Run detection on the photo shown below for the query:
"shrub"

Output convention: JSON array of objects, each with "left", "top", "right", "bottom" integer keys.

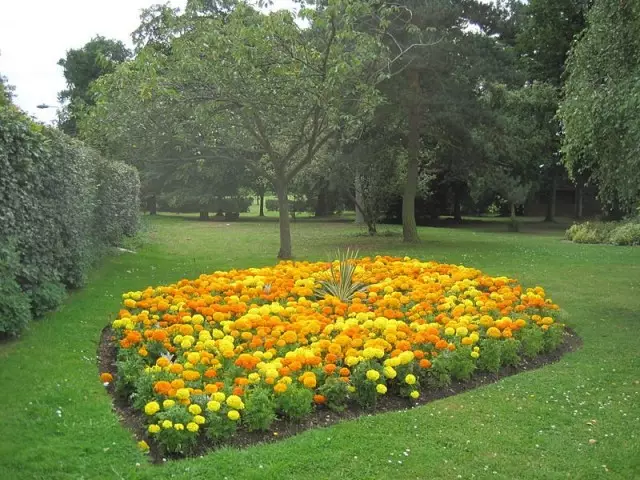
[
  {"left": 276, "top": 384, "right": 314, "bottom": 421},
  {"left": 566, "top": 219, "right": 640, "bottom": 246},
  {"left": 0, "top": 103, "right": 140, "bottom": 336},
  {"left": 242, "top": 388, "right": 276, "bottom": 431},
  {"left": 609, "top": 221, "right": 640, "bottom": 246},
  {"left": 28, "top": 281, "right": 67, "bottom": 318},
  {"left": 0, "top": 241, "right": 31, "bottom": 336},
  {"left": 265, "top": 199, "right": 279, "bottom": 212}
]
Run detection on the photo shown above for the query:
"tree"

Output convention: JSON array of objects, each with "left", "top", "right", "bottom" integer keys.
[
  {"left": 0, "top": 73, "right": 15, "bottom": 106},
  {"left": 95, "top": 1, "right": 418, "bottom": 259},
  {"left": 57, "top": 36, "right": 131, "bottom": 135},
  {"left": 559, "top": 0, "right": 640, "bottom": 214}
]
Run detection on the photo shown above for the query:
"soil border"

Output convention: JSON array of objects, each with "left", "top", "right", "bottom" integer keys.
[{"left": 98, "top": 326, "right": 582, "bottom": 463}]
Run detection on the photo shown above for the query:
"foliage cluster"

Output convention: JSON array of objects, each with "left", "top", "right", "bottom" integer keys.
[
  {"left": 0, "top": 103, "right": 140, "bottom": 336},
  {"left": 566, "top": 218, "right": 640, "bottom": 246}
]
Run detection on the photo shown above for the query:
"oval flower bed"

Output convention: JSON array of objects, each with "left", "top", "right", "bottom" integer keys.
[{"left": 104, "top": 256, "right": 566, "bottom": 455}]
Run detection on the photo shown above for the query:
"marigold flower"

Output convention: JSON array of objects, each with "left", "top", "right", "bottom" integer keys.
[
  {"left": 366, "top": 369, "right": 380, "bottom": 381},
  {"left": 410, "top": 390, "right": 419, "bottom": 399},
  {"left": 144, "top": 401, "right": 160, "bottom": 416},
  {"left": 227, "top": 410, "right": 240, "bottom": 421},
  {"left": 100, "top": 373, "right": 113, "bottom": 384},
  {"left": 376, "top": 384, "right": 387, "bottom": 394},
  {"left": 186, "top": 422, "right": 199, "bottom": 433},
  {"left": 176, "top": 388, "right": 190, "bottom": 400},
  {"left": 188, "top": 404, "right": 202, "bottom": 415},
  {"left": 148, "top": 424, "right": 161, "bottom": 434},
  {"left": 405, "top": 374, "right": 417, "bottom": 385}
]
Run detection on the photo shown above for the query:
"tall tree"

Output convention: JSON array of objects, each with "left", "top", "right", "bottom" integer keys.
[
  {"left": 559, "top": 0, "right": 640, "bottom": 214},
  {"left": 57, "top": 36, "right": 131, "bottom": 135}
]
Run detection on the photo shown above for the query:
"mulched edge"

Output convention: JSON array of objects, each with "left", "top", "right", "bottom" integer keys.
[{"left": 98, "top": 326, "right": 583, "bottom": 464}]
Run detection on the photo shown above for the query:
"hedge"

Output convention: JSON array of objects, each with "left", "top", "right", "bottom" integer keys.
[{"left": 0, "top": 103, "right": 140, "bottom": 337}]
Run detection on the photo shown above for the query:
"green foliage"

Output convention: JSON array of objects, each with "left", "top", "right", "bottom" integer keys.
[
  {"left": 560, "top": 0, "right": 640, "bottom": 213},
  {"left": 242, "top": 388, "right": 276, "bottom": 432},
  {"left": 543, "top": 324, "right": 565, "bottom": 352},
  {"left": 57, "top": 36, "right": 131, "bottom": 135},
  {"left": 0, "top": 103, "right": 140, "bottom": 336},
  {"left": 28, "top": 281, "right": 66, "bottom": 319},
  {"left": 316, "top": 249, "right": 367, "bottom": 302},
  {"left": 275, "top": 384, "right": 313, "bottom": 421},
  {"left": 609, "top": 222, "right": 640, "bottom": 246},
  {"left": 204, "top": 411, "right": 237, "bottom": 444},
  {"left": 317, "top": 376, "right": 350, "bottom": 412},
  {"left": 0, "top": 241, "right": 31, "bottom": 336},
  {"left": 156, "top": 406, "right": 199, "bottom": 453},
  {"left": 500, "top": 338, "right": 521, "bottom": 367},
  {"left": 476, "top": 339, "right": 502, "bottom": 373},
  {"left": 566, "top": 219, "right": 640, "bottom": 246},
  {"left": 447, "top": 347, "right": 477, "bottom": 381},
  {"left": 518, "top": 326, "right": 545, "bottom": 359}
]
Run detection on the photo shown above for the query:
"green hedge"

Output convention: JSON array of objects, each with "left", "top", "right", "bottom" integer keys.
[{"left": 0, "top": 104, "right": 140, "bottom": 336}]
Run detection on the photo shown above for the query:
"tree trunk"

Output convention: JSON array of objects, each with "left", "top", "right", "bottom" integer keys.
[
  {"left": 315, "top": 181, "right": 329, "bottom": 217},
  {"left": 199, "top": 211, "right": 209, "bottom": 221},
  {"left": 402, "top": 68, "right": 421, "bottom": 243},
  {"left": 275, "top": 181, "right": 293, "bottom": 259},
  {"left": 147, "top": 195, "right": 157, "bottom": 215},
  {"left": 259, "top": 193, "right": 265, "bottom": 217},
  {"left": 575, "top": 182, "right": 583, "bottom": 219},
  {"left": 355, "top": 173, "right": 365, "bottom": 224},
  {"left": 509, "top": 202, "right": 519, "bottom": 232},
  {"left": 453, "top": 184, "right": 462, "bottom": 223},
  {"left": 544, "top": 175, "right": 557, "bottom": 222}
]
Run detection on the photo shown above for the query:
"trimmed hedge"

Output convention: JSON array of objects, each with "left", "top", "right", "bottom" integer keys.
[{"left": 0, "top": 104, "right": 140, "bottom": 336}]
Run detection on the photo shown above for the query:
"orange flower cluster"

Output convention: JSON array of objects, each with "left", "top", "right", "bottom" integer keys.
[{"left": 109, "top": 256, "right": 562, "bottom": 433}]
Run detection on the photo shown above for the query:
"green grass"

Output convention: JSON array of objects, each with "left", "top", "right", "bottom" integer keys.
[{"left": 1, "top": 214, "right": 639, "bottom": 479}]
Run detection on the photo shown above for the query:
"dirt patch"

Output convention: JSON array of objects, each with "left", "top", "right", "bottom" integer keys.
[{"left": 98, "top": 326, "right": 582, "bottom": 463}]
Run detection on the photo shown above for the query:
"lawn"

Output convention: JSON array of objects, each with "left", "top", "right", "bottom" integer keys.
[{"left": 1, "top": 215, "right": 639, "bottom": 480}]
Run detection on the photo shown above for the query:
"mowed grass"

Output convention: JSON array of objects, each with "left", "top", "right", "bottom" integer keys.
[{"left": 1, "top": 215, "right": 639, "bottom": 480}]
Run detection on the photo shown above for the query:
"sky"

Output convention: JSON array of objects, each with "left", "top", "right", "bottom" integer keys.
[{"left": 0, "top": 0, "right": 297, "bottom": 124}]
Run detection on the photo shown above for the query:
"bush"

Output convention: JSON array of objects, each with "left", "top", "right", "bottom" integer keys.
[
  {"left": 265, "top": 199, "right": 279, "bottom": 212},
  {"left": 609, "top": 221, "right": 640, "bottom": 245},
  {"left": 566, "top": 219, "right": 640, "bottom": 245},
  {"left": 0, "top": 242, "right": 31, "bottom": 336},
  {"left": 242, "top": 388, "right": 276, "bottom": 431},
  {"left": 0, "top": 103, "right": 140, "bottom": 336}
]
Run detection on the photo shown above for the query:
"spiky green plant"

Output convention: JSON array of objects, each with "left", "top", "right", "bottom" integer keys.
[{"left": 315, "top": 248, "right": 367, "bottom": 302}]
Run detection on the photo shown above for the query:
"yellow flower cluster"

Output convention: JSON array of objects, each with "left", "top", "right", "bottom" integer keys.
[{"left": 110, "top": 256, "right": 562, "bottom": 447}]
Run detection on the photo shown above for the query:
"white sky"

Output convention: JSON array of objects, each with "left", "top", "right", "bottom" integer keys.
[{"left": 0, "top": 0, "right": 297, "bottom": 124}]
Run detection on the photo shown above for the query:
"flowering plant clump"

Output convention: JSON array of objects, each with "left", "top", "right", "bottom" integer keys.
[{"left": 106, "top": 256, "right": 565, "bottom": 454}]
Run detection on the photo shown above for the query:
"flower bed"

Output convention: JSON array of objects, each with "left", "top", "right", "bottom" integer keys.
[{"left": 104, "top": 256, "right": 565, "bottom": 455}]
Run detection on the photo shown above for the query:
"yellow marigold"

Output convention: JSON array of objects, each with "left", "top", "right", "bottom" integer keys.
[
  {"left": 137, "top": 440, "right": 149, "bottom": 452},
  {"left": 444, "top": 327, "right": 455, "bottom": 336},
  {"left": 163, "top": 399, "right": 176, "bottom": 409},
  {"left": 176, "top": 388, "right": 190, "bottom": 400},
  {"left": 193, "top": 415, "right": 206, "bottom": 425},
  {"left": 227, "top": 410, "right": 240, "bottom": 421},
  {"left": 410, "top": 390, "right": 419, "bottom": 399},
  {"left": 405, "top": 374, "right": 417, "bottom": 385},
  {"left": 376, "top": 384, "right": 387, "bottom": 394},
  {"left": 366, "top": 369, "right": 380, "bottom": 381},
  {"left": 186, "top": 422, "right": 199, "bottom": 433},
  {"left": 226, "top": 395, "right": 245, "bottom": 410},
  {"left": 148, "top": 424, "right": 161, "bottom": 434},
  {"left": 383, "top": 366, "right": 397, "bottom": 379},
  {"left": 486, "top": 327, "right": 502, "bottom": 339},
  {"left": 161, "top": 420, "right": 173, "bottom": 429},
  {"left": 174, "top": 423, "right": 185, "bottom": 431},
  {"left": 471, "top": 351, "right": 480, "bottom": 359},
  {"left": 144, "top": 401, "right": 160, "bottom": 416},
  {"left": 188, "top": 404, "right": 202, "bottom": 415},
  {"left": 207, "top": 400, "right": 221, "bottom": 412},
  {"left": 456, "top": 326, "right": 469, "bottom": 337}
]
